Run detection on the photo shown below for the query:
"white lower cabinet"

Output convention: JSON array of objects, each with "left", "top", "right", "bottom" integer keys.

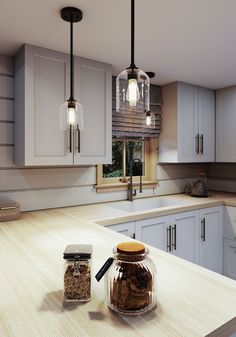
[
  {"left": 173, "top": 211, "right": 200, "bottom": 264},
  {"left": 135, "top": 216, "right": 170, "bottom": 251},
  {"left": 199, "top": 207, "right": 223, "bottom": 274},
  {"left": 224, "top": 239, "right": 236, "bottom": 280},
  {"left": 107, "top": 206, "right": 223, "bottom": 274},
  {"left": 107, "top": 222, "right": 135, "bottom": 238},
  {"left": 222, "top": 206, "right": 236, "bottom": 280}
]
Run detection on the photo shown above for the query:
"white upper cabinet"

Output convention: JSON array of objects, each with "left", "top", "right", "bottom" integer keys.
[
  {"left": 216, "top": 86, "right": 236, "bottom": 162},
  {"left": 198, "top": 87, "right": 215, "bottom": 162},
  {"left": 74, "top": 58, "right": 112, "bottom": 165},
  {"left": 159, "top": 82, "right": 215, "bottom": 163},
  {"left": 15, "top": 44, "right": 112, "bottom": 166}
]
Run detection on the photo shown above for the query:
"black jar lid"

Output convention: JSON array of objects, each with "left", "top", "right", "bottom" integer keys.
[{"left": 63, "top": 244, "right": 92, "bottom": 260}]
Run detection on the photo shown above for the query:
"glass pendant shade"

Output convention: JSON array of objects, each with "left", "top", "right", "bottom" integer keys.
[
  {"left": 60, "top": 100, "right": 84, "bottom": 131},
  {"left": 142, "top": 110, "right": 155, "bottom": 128},
  {"left": 116, "top": 68, "right": 150, "bottom": 112}
]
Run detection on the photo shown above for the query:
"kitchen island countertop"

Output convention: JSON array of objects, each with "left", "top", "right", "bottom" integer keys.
[{"left": 1, "top": 201, "right": 236, "bottom": 337}]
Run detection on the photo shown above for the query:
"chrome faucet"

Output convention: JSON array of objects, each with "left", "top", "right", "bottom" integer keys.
[{"left": 127, "top": 158, "right": 143, "bottom": 201}]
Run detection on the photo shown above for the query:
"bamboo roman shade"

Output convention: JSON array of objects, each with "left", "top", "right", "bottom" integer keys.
[{"left": 112, "top": 77, "right": 162, "bottom": 138}]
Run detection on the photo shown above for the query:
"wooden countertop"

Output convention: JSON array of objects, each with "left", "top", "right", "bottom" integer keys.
[{"left": 1, "top": 199, "right": 236, "bottom": 337}]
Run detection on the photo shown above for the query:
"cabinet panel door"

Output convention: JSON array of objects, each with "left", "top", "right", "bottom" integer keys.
[
  {"left": 74, "top": 58, "right": 112, "bottom": 165},
  {"left": 198, "top": 88, "right": 215, "bottom": 162},
  {"left": 199, "top": 207, "right": 223, "bottom": 274},
  {"left": 174, "top": 211, "right": 200, "bottom": 264},
  {"left": 135, "top": 216, "right": 170, "bottom": 251},
  {"left": 106, "top": 222, "right": 135, "bottom": 238},
  {"left": 177, "top": 83, "right": 199, "bottom": 162},
  {"left": 25, "top": 45, "right": 73, "bottom": 165},
  {"left": 224, "top": 238, "right": 236, "bottom": 280},
  {"left": 216, "top": 87, "right": 236, "bottom": 162}
]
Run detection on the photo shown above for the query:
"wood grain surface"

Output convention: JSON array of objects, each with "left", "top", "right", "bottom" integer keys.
[{"left": 0, "top": 205, "right": 236, "bottom": 337}]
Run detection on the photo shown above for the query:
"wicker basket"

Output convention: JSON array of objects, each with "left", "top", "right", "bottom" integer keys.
[{"left": 0, "top": 202, "right": 21, "bottom": 222}]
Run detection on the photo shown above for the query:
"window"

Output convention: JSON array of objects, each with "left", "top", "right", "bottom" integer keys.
[{"left": 96, "top": 138, "right": 157, "bottom": 192}]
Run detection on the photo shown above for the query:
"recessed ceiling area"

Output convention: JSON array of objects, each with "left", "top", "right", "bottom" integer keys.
[{"left": 0, "top": 0, "right": 235, "bottom": 89}]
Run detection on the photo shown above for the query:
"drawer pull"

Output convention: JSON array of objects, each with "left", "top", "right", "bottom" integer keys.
[
  {"left": 69, "top": 125, "right": 72, "bottom": 153},
  {"left": 0, "top": 206, "right": 17, "bottom": 210},
  {"left": 172, "top": 224, "right": 176, "bottom": 250},
  {"left": 195, "top": 134, "right": 200, "bottom": 154},
  {"left": 167, "top": 226, "right": 171, "bottom": 252},
  {"left": 77, "top": 124, "right": 80, "bottom": 153},
  {"left": 201, "top": 218, "right": 206, "bottom": 242},
  {"left": 200, "top": 134, "right": 204, "bottom": 154}
]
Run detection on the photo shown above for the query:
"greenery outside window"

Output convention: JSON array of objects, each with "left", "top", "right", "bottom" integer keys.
[{"left": 96, "top": 138, "right": 157, "bottom": 192}]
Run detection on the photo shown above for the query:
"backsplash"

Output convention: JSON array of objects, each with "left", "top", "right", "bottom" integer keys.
[{"left": 208, "top": 163, "right": 236, "bottom": 193}]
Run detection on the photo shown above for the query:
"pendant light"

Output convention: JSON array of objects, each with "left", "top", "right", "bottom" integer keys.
[
  {"left": 143, "top": 71, "right": 156, "bottom": 128},
  {"left": 60, "top": 7, "right": 84, "bottom": 132},
  {"left": 116, "top": 0, "right": 150, "bottom": 112}
]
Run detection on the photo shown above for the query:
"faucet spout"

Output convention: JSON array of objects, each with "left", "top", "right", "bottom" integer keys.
[{"left": 127, "top": 158, "right": 143, "bottom": 201}]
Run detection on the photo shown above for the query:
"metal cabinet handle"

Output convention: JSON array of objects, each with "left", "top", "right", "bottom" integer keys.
[
  {"left": 201, "top": 218, "right": 206, "bottom": 242},
  {"left": 167, "top": 226, "right": 172, "bottom": 252},
  {"left": 229, "top": 245, "right": 236, "bottom": 250},
  {"left": 195, "top": 134, "right": 200, "bottom": 154},
  {"left": 77, "top": 125, "right": 80, "bottom": 153},
  {"left": 172, "top": 225, "right": 176, "bottom": 250},
  {"left": 69, "top": 125, "right": 72, "bottom": 153},
  {"left": 200, "top": 134, "right": 203, "bottom": 154}
]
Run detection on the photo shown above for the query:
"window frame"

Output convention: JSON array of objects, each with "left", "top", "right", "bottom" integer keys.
[{"left": 96, "top": 138, "right": 158, "bottom": 192}]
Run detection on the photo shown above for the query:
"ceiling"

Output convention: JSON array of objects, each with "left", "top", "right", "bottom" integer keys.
[{"left": 0, "top": 0, "right": 236, "bottom": 89}]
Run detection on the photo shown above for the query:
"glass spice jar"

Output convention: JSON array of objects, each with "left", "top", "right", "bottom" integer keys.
[
  {"left": 63, "top": 244, "right": 92, "bottom": 302},
  {"left": 105, "top": 242, "right": 157, "bottom": 315}
]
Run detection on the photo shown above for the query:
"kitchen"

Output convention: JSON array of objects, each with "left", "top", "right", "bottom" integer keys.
[{"left": 1, "top": 0, "right": 236, "bottom": 336}]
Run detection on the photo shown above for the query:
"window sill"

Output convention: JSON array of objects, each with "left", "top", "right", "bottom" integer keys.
[{"left": 95, "top": 180, "right": 158, "bottom": 193}]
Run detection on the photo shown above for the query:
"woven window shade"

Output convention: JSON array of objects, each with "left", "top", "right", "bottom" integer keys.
[{"left": 112, "top": 77, "right": 162, "bottom": 138}]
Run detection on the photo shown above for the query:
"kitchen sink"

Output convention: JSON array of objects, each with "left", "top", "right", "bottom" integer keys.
[{"left": 107, "top": 197, "right": 188, "bottom": 213}]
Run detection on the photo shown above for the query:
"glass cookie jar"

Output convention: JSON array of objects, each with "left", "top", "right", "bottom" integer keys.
[
  {"left": 105, "top": 242, "right": 157, "bottom": 315},
  {"left": 63, "top": 244, "right": 92, "bottom": 302}
]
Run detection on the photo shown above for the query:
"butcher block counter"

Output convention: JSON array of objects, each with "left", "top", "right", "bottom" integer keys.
[{"left": 1, "top": 197, "right": 236, "bottom": 337}]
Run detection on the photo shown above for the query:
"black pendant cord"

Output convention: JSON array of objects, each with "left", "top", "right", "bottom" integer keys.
[
  {"left": 69, "top": 18, "right": 74, "bottom": 101},
  {"left": 130, "top": 0, "right": 136, "bottom": 69},
  {"left": 60, "top": 7, "right": 83, "bottom": 102}
]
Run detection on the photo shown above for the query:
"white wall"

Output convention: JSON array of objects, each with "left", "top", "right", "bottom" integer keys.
[{"left": 0, "top": 54, "right": 208, "bottom": 211}]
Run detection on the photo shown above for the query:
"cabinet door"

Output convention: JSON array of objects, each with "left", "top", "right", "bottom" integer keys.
[
  {"left": 135, "top": 216, "right": 170, "bottom": 251},
  {"left": 199, "top": 207, "right": 223, "bottom": 274},
  {"left": 177, "top": 83, "right": 199, "bottom": 162},
  {"left": 173, "top": 211, "right": 200, "bottom": 264},
  {"left": 216, "top": 87, "right": 236, "bottom": 162},
  {"left": 15, "top": 45, "right": 73, "bottom": 166},
  {"left": 74, "top": 57, "right": 112, "bottom": 165},
  {"left": 198, "top": 88, "right": 215, "bottom": 162},
  {"left": 106, "top": 222, "right": 135, "bottom": 238},
  {"left": 224, "top": 238, "right": 236, "bottom": 280}
]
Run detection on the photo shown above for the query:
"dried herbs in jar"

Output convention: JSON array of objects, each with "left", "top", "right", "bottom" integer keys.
[
  {"left": 63, "top": 244, "right": 92, "bottom": 302},
  {"left": 103, "top": 242, "right": 157, "bottom": 315}
]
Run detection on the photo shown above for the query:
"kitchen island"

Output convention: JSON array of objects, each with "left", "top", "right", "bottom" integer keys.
[{"left": 1, "top": 203, "right": 236, "bottom": 337}]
